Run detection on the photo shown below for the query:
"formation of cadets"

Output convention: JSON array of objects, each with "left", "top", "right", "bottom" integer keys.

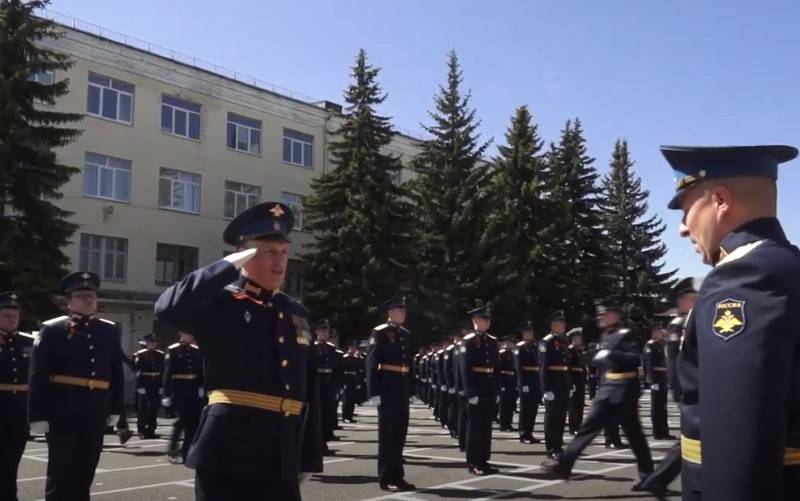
[{"left": 1, "top": 143, "right": 799, "bottom": 501}]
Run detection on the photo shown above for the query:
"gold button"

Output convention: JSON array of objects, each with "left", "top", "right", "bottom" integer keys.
[
  {"left": 279, "top": 312, "right": 284, "bottom": 319},
  {"left": 285, "top": 384, "right": 291, "bottom": 390},
  {"left": 278, "top": 336, "right": 284, "bottom": 344},
  {"left": 281, "top": 359, "right": 288, "bottom": 367}
]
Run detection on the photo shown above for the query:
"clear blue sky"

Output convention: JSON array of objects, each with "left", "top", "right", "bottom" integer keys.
[{"left": 48, "top": 0, "right": 800, "bottom": 278}]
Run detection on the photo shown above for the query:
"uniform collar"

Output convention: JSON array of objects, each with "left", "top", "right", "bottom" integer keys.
[
  {"left": 236, "top": 276, "right": 280, "bottom": 301},
  {"left": 69, "top": 312, "right": 94, "bottom": 324},
  {"left": 718, "top": 217, "right": 786, "bottom": 263}
]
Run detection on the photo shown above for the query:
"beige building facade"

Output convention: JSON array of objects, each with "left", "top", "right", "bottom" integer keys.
[{"left": 35, "top": 18, "right": 421, "bottom": 365}]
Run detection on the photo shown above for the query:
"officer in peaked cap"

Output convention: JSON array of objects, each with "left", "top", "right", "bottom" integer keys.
[
  {"left": 514, "top": 320, "right": 542, "bottom": 444},
  {"left": 155, "top": 202, "right": 322, "bottom": 500},
  {"left": 656, "top": 145, "right": 800, "bottom": 501},
  {"left": 497, "top": 335, "right": 518, "bottom": 432},
  {"left": 666, "top": 277, "right": 697, "bottom": 404},
  {"left": 28, "top": 271, "right": 125, "bottom": 501},
  {"left": 313, "top": 319, "right": 342, "bottom": 451},
  {"left": 366, "top": 295, "right": 415, "bottom": 492},
  {"left": 458, "top": 300, "right": 500, "bottom": 476},
  {"left": 133, "top": 333, "right": 165, "bottom": 439},
  {"left": 539, "top": 309, "right": 570, "bottom": 459},
  {"left": 341, "top": 341, "right": 363, "bottom": 424},
  {"left": 162, "top": 331, "right": 203, "bottom": 463},
  {"left": 642, "top": 321, "right": 672, "bottom": 440},
  {"left": 566, "top": 327, "right": 587, "bottom": 435},
  {"left": 0, "top": 292, "right": 35, "bottom": 501}
]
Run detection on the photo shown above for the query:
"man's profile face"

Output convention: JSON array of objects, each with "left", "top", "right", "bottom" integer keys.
[{"left": 678, "top": 184, "right": 725, "bottom": 265}]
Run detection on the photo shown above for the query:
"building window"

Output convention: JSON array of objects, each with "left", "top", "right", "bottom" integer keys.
[
  {"left": 282, "top": 129, "right": 313, "bottom": 168},
  {"left": 284, "top": 259, "right": 307, "bottom": 298},
  {"left": 86, "top": 73, "right": 134, "bottom": 124},
  {"left": 158, "top": 168, "right": 201, "bottom": 214},
  {"left": 224, "top": 180, "right": 261, "bottom": 219},
  {"left": 155, "top": 243, "right": 198, "bottom": 286},
  {"left": 161, "top": 95, "right": 201, "bottom": 140},
  {"left": 28, "top": 69, "right": 55, "bottom": 86},
  {"left": 82, "top": 152, "right": 131, "bottom": 202},
  {"left": 79, "top": 233, "right": 128, "bottom": 281},
  {"left": 226, "top": 113, "right": 261, "bottom": 154},
  {"left": 280, "top": 192, "right": 305, "bottom": 231}
]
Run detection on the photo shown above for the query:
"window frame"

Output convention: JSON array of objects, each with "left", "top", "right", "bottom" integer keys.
[
  {"left": 155, "top": 243, "right": 199, "bottom": 286},
  {"left": 280, "top": 192, "right": 306, "bottom": 232},
  {"left": 86, "top": 72, "right": 135, "bottom": 125},
  {"left": 82, "top": 152, "right": 132, "bottom": 203},
  {"left": 161, "top": 94, "right": 201, "bottom": 141},
  {"left": 226, "top": 113, "right": 262, "bottom": 155},
  {"left": 79, "top": 233, "right": 128, "bottom": 282},
  {"left": 158, "top": 167, "right": 201, "bottom": 215},
  {"left": 282, "top": 128, "right": 314, "bottom": 168},
  {"left": 223, "top": 180, "right": 262, "bottom": 219}
]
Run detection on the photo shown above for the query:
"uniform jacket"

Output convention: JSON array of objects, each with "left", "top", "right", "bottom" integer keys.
[
  {"left": 457, "top": 331, "right": 500, "bottom": 399},
  {"left": 514, "top": 340, "right": 541, "bottom": 396},
  {"left": 365, "top": 322, "right": 412, "bottom": 401},
  {"left": 0, "top": 330, "right": 35, "bottom": 423},
  {"left": 539, "top": 333, "right": 571, "bottom": 399}
]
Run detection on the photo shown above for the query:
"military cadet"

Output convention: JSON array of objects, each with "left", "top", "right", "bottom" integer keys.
[
  {"left": 586, "top": 342, "right": 599, "bottom": 400},
  {"left": 660, "top": 145, "right": 800, "bottom": 501},
  {"left": 539, "top": 310, "right": 570, "bottom": 459},
  {"left": 162, "top": 331, "right": 204, "bottom": 463},
  {"left": 132, "top": 333, "right": 165, "bottom": 439},
  {"left": 313, "top": 320, "right": 341, "bottom": 448},
  {"left": 666, "top": 278, "right": 697, "bottom": 404},
  {"left": 642, "top": 322, "right": 673, "bottom": 440},
  {"left": 366, "top": 295, "right": 415, "bottom": 491},
  {"left": 429, "top": 342, "right": 441, "bottom": 418},
  {"left": 413, "top": 351, "right": 423, "bottom": 402},
  {"left": 513, "top": 321, "right": 542, "bottom": 444},
  {"left": 28, "top": 271, "right": 125, "bottom": 501},
  {"left": 453, "top": 327, "right": 470, "bottom": 451},
  {"left": 498, "top": 337, "right": 517, "bottom": 432},
  {"left": 443, "top": 333, "right": 460, "bottom": 438},
  {"left": 0, "top": 292, "right": 33, "bottom": 501},
  {"left": 566, "top": 328, "right": 586, "bottom": 435},
  {"left": 542, "top": 298, "right": 654, "bottom": 488},
  {"left": 154, "top": 201, "right": 323, "bottom": 500},
  {"left": 595, "top": 305, "right": 625, "bottom": 449},
  {"left": 458, "top": 301, "right": 500, "bottom": 476},
  {"left": 341, "top": 344, "right": 363, "bottom": 423}
]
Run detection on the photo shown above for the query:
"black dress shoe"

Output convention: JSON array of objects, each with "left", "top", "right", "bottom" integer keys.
[
  {"left": 483, "top": 464, "right": 499, "bottom": 475},
  {"left": 396, "top": 479, "right": 416, "bottom": 491},
  {"left": 540, "top": 458, "right": 571, "bottom": 480},
  {"left": 632, "top": 480, "right": 667, "bottom": 501},
  {"left": 468, "top": 465, "right": 488, "bottom": 476},
  {"left": 117, "top": 428, "right": 133, "bottom": 445},
  {"left": 520, "top": 436, "right": 534, "bottom": 444},
  {"left": 380, "top": 482, "right": 400, "bottom": 492}
]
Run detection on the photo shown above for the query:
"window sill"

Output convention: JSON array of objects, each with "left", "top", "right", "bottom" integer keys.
[
  {"left": 282, "top": 160, "right": 314, "bottom": 170},
  {"left": 87, "top": 112, "right": 134, "bottom": 127},
  {"left": 83, "top": 194, "right": 130, "bottom": 204},
  {"left": 161, "top": 130, "right": 202, "bottom": 143},
  {"left": 226, "top": 147, "right": 262, "bottom": 158},
  {"left": 157, "top": 206, "right": 201, "bottom": 216}
]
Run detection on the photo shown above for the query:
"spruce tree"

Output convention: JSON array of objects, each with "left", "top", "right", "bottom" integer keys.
[
  {"left": 598, "top": 139, "right": 676, "bottom": 328},
  {"left": 480, "top": 105, "right": 550, "bottom": 335},
  {"left": 411, "top": 50, "right": 491, "bottom": 340},
  {"left": 302, "top": 49, "right": 415, "bottom": 343},
  {"left": 541, "top": 119, "right": 607, "bottom": 327},
  {"left": 0, "top": 0, "right": 83, "bottom": 325}
]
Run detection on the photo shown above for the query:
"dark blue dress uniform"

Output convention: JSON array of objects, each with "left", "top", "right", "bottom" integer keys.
[
  {"left": 365, "top": 299, "right": 413, "bottom": 490},
  {"left": 0, "top": 292, "right": 33, "bottom": 501},
  {"left": 567, "top": 332, "right": 586, "bottom": 435},
  {"left": 436, "top": 347, "right": 449, "bottom": 427},
  {"left": 28, "top": 272, "right": 124, "bottom": 501},
  {"left": 514, "top": 326, "right": 542, "bottom": 444},
  {"left": 661, "top": 145, "right": 800, "bottom": 501},
  {"left": 341, "top": 351, "right": 364, "bottom": 423},
  {"left": 539, "top": 311, "right": 570, "bottom": 458},
  {"left": 163, "top": 341, "right": 203, "bottom": 460},
  {"left": 132, "top": 338, "right": 164, "bottom": 438},
  {"left": 498, "top": 344, "right": 517, "bottom": 431},
  {"left": 312, "top": 325, "right": 341, "bottom": 443},
  {"left": 154, "top": 201, "right": 323, "bottom": 501},
  {"left": 643, "top": 336, "right": 671, "bottom": 439},
  {"left": 453, "top": 339, "right": 468, "bottom": 451},
  {"left": 443, "top": 341, "right": 459, "bottom": 437},
  {"left": 545, "top": 328, "right": 654, "bottom": 481}
]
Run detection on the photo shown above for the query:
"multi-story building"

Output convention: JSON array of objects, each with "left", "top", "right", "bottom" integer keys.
[{"left": 34, "top": 13, "right": 421, "bottom": 366}]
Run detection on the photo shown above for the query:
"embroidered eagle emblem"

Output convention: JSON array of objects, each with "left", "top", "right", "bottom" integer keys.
[{"left": 712, "top": 298, "right": 746, "bottom": 341}]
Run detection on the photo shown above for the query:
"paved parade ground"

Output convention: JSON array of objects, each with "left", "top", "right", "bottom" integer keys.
[{"left": 17, "top": 394, "right": 680, "bottom": 501}]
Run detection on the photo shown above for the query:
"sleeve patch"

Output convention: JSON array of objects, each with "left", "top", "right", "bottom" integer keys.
[{"left": 712, "top": 298, "right": 746, "bottom": 341}]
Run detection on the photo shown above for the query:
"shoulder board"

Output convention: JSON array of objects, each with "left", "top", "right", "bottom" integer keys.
[
  {"left": 499, "top": 348, "right": 507, "bottom": 353},
  {"left": 157, "top": 349, "right": 165, "bottom": 354},
  {"left": 516, "top": 341, "right": 526, "bottom": 347},
  {"left": 190, "top": 344, "right": 199, "bottom": 349},
  {"left": 437, "top": 349, "right": 445, "bottom": 355},
  {"left": 326, "top": 341, "right": 336, "bottom": 348},
  {"left": 43, "top": 315, "right": 69, "bottom": 326},
  {"left": 647, "top": 339, "right": 657, "bottom": 344},
  {"left": 543, "top": 333, "right": 554, "bottom": 341},
  {"left": 398, "top": 326, "right": 410, "bottom": 333},
  {"left": 717, "top": 240, "right": 765, "bottom": 267},
  {"left": 374, "top": 323, "right": 389, "bottom": 331},
  {"left": 343, "top": 353, "right": 351, "bottom": 358},
  {"left": 98, "top": 318, "right": 116, "bottom": 326},
  {"left": 463, "top": 333, "right": 476, "bottom": 341},
  {"left": 17, "top": 332, "right": 36, "bottom": 340},
  {"left": 135, "top": 348, "right": 148, "bottom": 354},
  {"left": 168, "top": 342, "right": 181, "bottom": 349},
  {"left": 446, "top": 344, "right": 455, "bottom": 351},
  {"left": 336, "top": 349, "right": 344, "bottom": 355},
  {"left": 224, "top": 284, "right": 242, "bottom": 294},
  {"left": 487, "top": 334, "right": 497, "bottom": 341}
]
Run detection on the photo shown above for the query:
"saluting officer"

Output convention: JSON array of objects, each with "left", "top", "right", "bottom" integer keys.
[
  {"left": 498, "top": 337, "right": 517, "bottom": 432},
  {"left": 133, "top": 333, "right": 164, "bottom": 439},
  {"left": 366, "top": 295, "right": 415, "bottom": 492},
  {"left": 162, "top": 331, "right": 204, "bottom": 463},
  {"left": 458, "top": 300, "right": 500, "bottom": 476},
  {"left": 514, "top": 320, "right": 542, "bottom": 444},
  {"left": 566, "top": 328, "right": 587, "bottom": 435},
  {"left": 28, "top": 271, "right": 124, "bottom": 501},
  {"left": 539, "top": 310, "right": 570, "bottom": 459},
  {"left": 154, "top": 202, "right": 323, "bottom": 500},
  {"left": 542, "top": 298, "right": 654, "bottom": 488},
  {"left": 642, "top": 322, "right": 673, "bottom": 440},
  {"left": 0, "top": 292, "right": 34, "bottom": 501},
  {"left": 341, "top": 344, "right": 363, "bottom": 423},
  {"left": 660, "top": 145, "right": 800, "bottom": 501},
  {"left": 312, "top": 320, "right": 341, "bottom": 447}
]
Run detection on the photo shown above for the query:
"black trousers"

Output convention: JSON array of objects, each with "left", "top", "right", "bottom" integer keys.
[
  {"left": 457, "top": 396, "right": 468, "bottom": 451},
  {"left": 319, "top": 383, "right": 337, "bottom": 440},
  {"left": 544, "top": 397, "right": 568, "bottom": 453},
  {"left": 437, "top": 390, "right": 449, "bottom": 427},
  {"left": 171, "top": 401, "right": 201, "bottom": 460},
  {"left": 377, "top": 397, "right": 409, "bottom": 484},
  {"left": 0, "top": 420, "right": 27, "bottom": 501},
  {"left": 643, "top": 443, "right": 681, "bottom": 489},
  {"left": 568, "top": 383, "right": 585, "bottom": 433},
  {"left": 465, "top": 398, "right": 494, "bottom": 467},
  {"left": 446, "top": 391, "right": 458, "bottom": 435},
  {"left": 518, "top": 392, "right": 540, "bottom": 438},
  {"left": 137, "top": 389, "right": 160, "bottom": 436},
  {"left": 650, "top": 386, "right": 669, "bottom": 437},
  {"left": 498, "top": 387, "right": 516, "bottom": 429},
  {"left": 342, "top": 385, "right": 358, "bottom": 421},
  {"left": 560, "top": 398, "right": 653, "bottom": 479},
  {"left": 604, "top": 422, "right": 622, "bottom": 445},
  {"left": 45, "top": 416, "right": 106, "bottom": 501},
  {"left": 195, "top": 470, "right": 300, "bottom": 501}
]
